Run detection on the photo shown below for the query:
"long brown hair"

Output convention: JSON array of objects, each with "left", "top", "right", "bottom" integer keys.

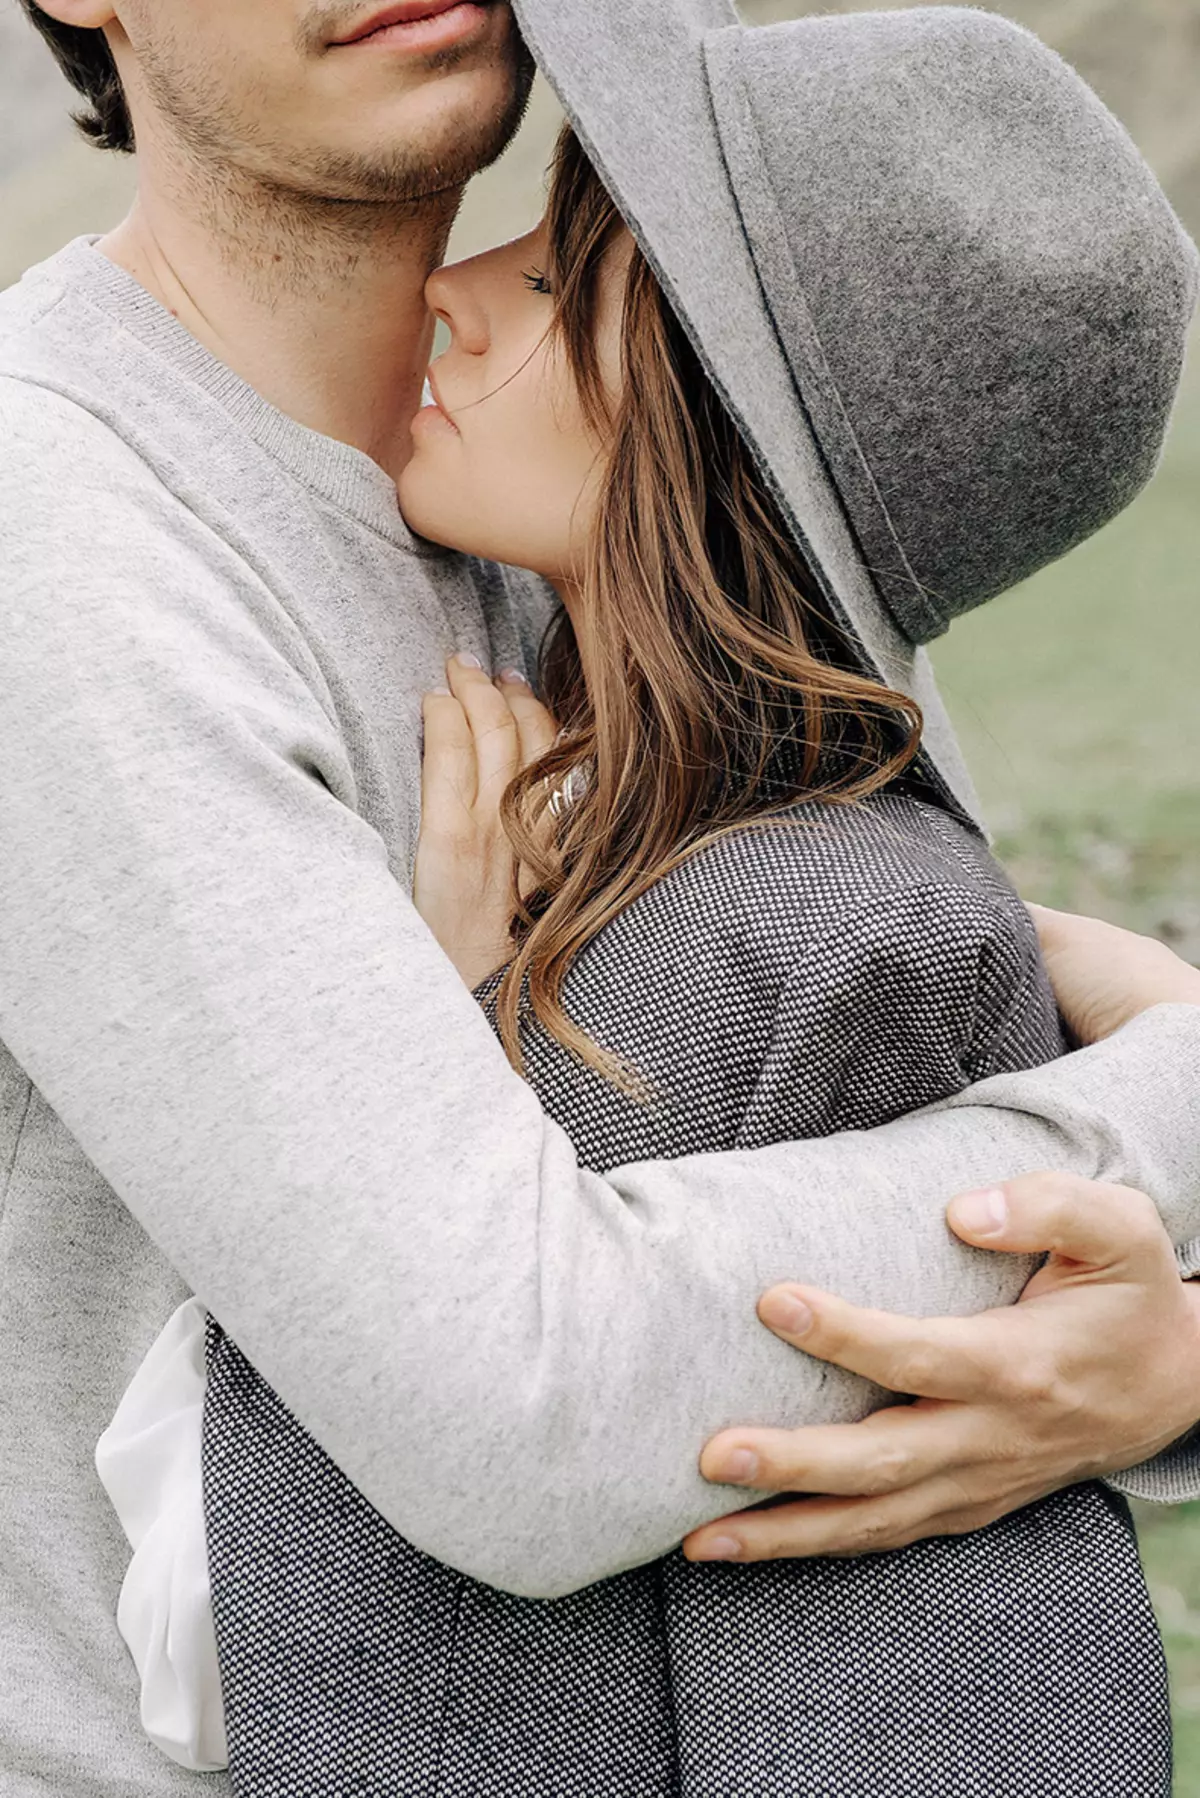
[{"left": 494, "top": 127, "right": 922, "bottom": 1090}]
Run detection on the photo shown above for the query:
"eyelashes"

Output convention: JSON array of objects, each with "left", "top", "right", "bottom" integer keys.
[{"left": 522, "top": 267, "right": 554, "bottom": 297}]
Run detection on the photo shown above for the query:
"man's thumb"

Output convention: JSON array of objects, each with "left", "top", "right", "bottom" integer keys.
[{"left": 948, "top": 1172, "right": 1171, "bottom": 1282}]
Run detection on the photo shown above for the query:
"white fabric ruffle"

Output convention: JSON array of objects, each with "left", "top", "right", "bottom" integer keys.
[{"left": 95, "top": 1297, "right": 229, "bottom": 1772}]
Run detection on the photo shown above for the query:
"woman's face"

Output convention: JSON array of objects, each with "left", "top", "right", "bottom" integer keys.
[{"left": 398, "top": 223, "right": 632, "bottom": 586}]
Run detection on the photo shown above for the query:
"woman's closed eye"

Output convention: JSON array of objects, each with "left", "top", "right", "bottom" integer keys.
[{"left": 523, "top": 267, "right": 554, "bottom": 297}]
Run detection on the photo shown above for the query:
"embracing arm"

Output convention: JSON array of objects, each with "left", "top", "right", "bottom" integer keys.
[{"left": 3, "top": 387, "right": 1198, "bottom": 1599}]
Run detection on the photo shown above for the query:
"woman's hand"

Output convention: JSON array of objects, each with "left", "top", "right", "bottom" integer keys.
[
  {"left": 413, "top": 654, "right": 558, "bottom": 989},
  {"left": 1030, "top": 903, "right": 1200, "bottom": 1045}
]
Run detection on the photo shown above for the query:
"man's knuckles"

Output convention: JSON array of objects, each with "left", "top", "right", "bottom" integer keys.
[
  {"left": 1053, "top": 1182, "right": 1168, "bottom": 1260},
  {"left": 887, "top": 1341, "right": 954, "bottom": 1397},
  {"left": 993, "top": 1351, "right": 1074, "bottom": 1414},
  {"left": 759, "top": 1438, "right": 916, "bottom": 1499},
  {"left": 1002, "top": 1168, "right": 1109, "bottom": 1227},
  {"left": 854, "top": 1440, "right": 918, "bottom": 1496},
  {"left": 826, "top": 1513, "right": 900, "bottom": 1558},
  {"left": 738, "top": 1503, "right": 900, "bottom": 1562},
  {"left": 1005, "top": 1173, "right": 1167, "bottom": 1263}
]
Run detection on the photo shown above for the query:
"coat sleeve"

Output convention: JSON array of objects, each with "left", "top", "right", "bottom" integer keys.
[
  {"left": 2, "top": 382, "right": 1198, "bottom": 1599},
  {"left": 736, "top": 881, "right": 1057, "bottom": 1146}
]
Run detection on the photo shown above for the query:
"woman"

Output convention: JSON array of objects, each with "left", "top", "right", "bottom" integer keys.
[{"left": 99, "top": 6, "right": 1197, "bottom": 1794}]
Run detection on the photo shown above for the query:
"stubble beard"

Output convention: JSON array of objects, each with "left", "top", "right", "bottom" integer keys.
[{"left": 135, "top": 20, "right": 537, "bottom": 284}]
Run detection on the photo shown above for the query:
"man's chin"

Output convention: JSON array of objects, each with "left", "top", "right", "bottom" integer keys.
[{"left": 311, "top": 50, "right": 534, "bottom": 202}]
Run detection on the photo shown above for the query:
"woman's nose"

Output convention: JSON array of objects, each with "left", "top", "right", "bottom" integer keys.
[{"left": 424, "top": 263, "right": 490, "bottom": 358}]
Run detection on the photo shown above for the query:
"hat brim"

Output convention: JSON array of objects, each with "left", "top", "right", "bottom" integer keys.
[{"left": 510, "top": 0, "right": 981, "bottom": 822}]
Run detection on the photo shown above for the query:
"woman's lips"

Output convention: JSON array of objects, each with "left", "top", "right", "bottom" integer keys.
[
  {"left": 412, "top": 403, "right": 460, "bottom": 437},
  {"left": 413, "top": 373, "right": 460, "bottom": 436},
  {"left": 332, "top": 1, "right": 491, "bottom": 55}
]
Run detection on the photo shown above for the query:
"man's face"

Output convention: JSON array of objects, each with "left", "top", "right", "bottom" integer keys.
[{"left": 107, "top": 0, "right": 534, "bottom": 203}]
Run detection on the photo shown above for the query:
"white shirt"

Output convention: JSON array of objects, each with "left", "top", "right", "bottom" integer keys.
[{"left": 95, "top": 1302, "right": 228, "bottom": 1773}]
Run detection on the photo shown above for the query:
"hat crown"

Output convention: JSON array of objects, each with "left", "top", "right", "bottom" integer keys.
[{"left": 706, "top": 7, "right": 1199, "bottom": 642}]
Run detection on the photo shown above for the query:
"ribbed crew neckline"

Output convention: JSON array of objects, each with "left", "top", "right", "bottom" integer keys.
[{"left": 46, "top": 236, "right": 417, "bottom": 550}]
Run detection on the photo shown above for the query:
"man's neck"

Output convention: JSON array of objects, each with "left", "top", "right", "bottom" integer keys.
[{"left": 101, "top": 143, "right": 461, "bottom": 484}]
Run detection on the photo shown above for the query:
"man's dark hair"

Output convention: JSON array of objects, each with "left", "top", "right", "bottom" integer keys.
[{"left": 19, "top": 4, "right": 134, "bottom": 153}]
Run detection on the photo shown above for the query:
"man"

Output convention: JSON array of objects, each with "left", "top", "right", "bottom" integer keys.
[{"left": 3, "top": 2, "right": 1200, "bottom": 1792}]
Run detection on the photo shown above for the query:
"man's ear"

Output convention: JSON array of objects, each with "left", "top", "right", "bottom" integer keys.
[{"left": 31, "top": 0, "right": 117, "bottom": 25}]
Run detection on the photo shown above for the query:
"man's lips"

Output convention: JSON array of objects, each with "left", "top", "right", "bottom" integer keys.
[{"left": 331, "top": 0, "right": 488, "bottom": 47}]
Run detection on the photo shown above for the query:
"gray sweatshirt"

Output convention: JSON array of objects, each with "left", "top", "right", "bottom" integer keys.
[{"left": 1, "top": 238, "right": 1198, "bottom": 1798}]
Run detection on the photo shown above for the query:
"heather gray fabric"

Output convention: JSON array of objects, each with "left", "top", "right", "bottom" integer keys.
[
  {"left": 1, "top": 228, "right": 1198, "bottom": 1798},
  {"left": 512, "top": 1, "right": 1199, "bottom": 802}
]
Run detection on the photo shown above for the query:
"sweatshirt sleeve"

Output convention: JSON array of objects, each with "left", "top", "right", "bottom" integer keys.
[{"left": 2, "top": 383, "right": 1198, "bottom": 1599}]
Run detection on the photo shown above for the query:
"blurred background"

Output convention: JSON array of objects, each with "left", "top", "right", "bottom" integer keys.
[{"left": 4, "top": 0, "right": 1200, "bottom": 1779}]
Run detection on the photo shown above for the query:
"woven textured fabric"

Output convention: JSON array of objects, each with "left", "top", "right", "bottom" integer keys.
[{"left": 203, "top": 792, "right": 1171, "bottom": 1796}]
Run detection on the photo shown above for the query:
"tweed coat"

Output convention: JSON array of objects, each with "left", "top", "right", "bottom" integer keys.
[{"left": 202, "top": 789, "right": 1170, "bottom": 1797}]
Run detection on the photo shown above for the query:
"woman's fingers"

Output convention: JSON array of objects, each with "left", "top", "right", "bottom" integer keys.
[
  {"left": 446, "top": 654, "right": 520, "bottom": 802},
  {"left": 1026, "top": 902, "right": 1200, "bottom": 1042},
  {"left": 421, "top": 689, "right": 477, "bottom": 816},
  {"left": 495, "top": 668, "right": 560, "bottom": 766},
  {"left": 417, "top": 663, "right": 528, "bottom": 987},
  {"left": 438, "top": 655, "right": 559, "bottom": 816}
]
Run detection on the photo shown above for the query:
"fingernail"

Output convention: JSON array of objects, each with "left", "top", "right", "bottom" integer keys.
[
  {"left": 692, "top": 1536, "right": 744, "bottom": 1563},
  {"left": 952, "top": 1187, "right": 1009, "bottom": 1236},
  {"left": 428, "top": 685, "right": 452, "bottom": 697},
  {"left": 498, "top": 667, "right": 530, "bottom": 685},
  {"left": 760, "top": 1291, "right": 814, "bottom": 1337},
  {"left": 718, "top": 1449, "right": 759, "bottom": 1485},
  {"left": 454, "top": 651, "right": 484, "bottom": 669}
]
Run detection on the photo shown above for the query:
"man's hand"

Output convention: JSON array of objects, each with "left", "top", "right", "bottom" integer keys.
[
  {"left": 685, "top": 1172, "right": 1200, "bottom": 1563},
  {"left": 1030, "top": 903, "right": 1200, "bottom": 1045}
]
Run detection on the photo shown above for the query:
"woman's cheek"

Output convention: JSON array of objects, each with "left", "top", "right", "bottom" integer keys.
[{"left": 493, "top": 444, "right": 570, "bottom": 574}]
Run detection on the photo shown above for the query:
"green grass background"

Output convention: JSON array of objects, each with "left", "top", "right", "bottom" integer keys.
[
  {"left": 1141, "top": 1502, "right": 1200, "bottom": 1788},
  {"left": 931, "top": 350, "right": 1200, "bottom": 964},
  {"left": 932, "top": 349, "right": 1200, "bottom": 1784}
]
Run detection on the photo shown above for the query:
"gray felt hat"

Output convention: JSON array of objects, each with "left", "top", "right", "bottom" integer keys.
[{"left": 511, "top": 0, "right": 1198, "bottom": 817}]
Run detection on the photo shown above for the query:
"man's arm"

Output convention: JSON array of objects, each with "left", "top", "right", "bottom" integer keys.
[
  {"left": 683, "top": 1170, "right": 1200, "bottom": 1564},
  {"left": 3, "top": 386, "right": 1199, "bottom": 1599}
]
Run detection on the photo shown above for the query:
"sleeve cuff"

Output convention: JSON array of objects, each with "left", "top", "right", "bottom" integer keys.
[
  {"left": 1108, "top": 1424, "right": 1200, "bottom": 1505},
  {"left": 1107, "top": 1240, "right": 1200, "bottom": 1503}
]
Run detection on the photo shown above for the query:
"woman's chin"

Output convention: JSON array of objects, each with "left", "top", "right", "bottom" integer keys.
[
  {"left": 398, "top": 506, "right": 458, "bottom": 551},
  {"left": 397, "top": 468, "right": 552, "bottom": 572},
  {"left": 396, "top": 472, "right": 465, "bottom": 554}
]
